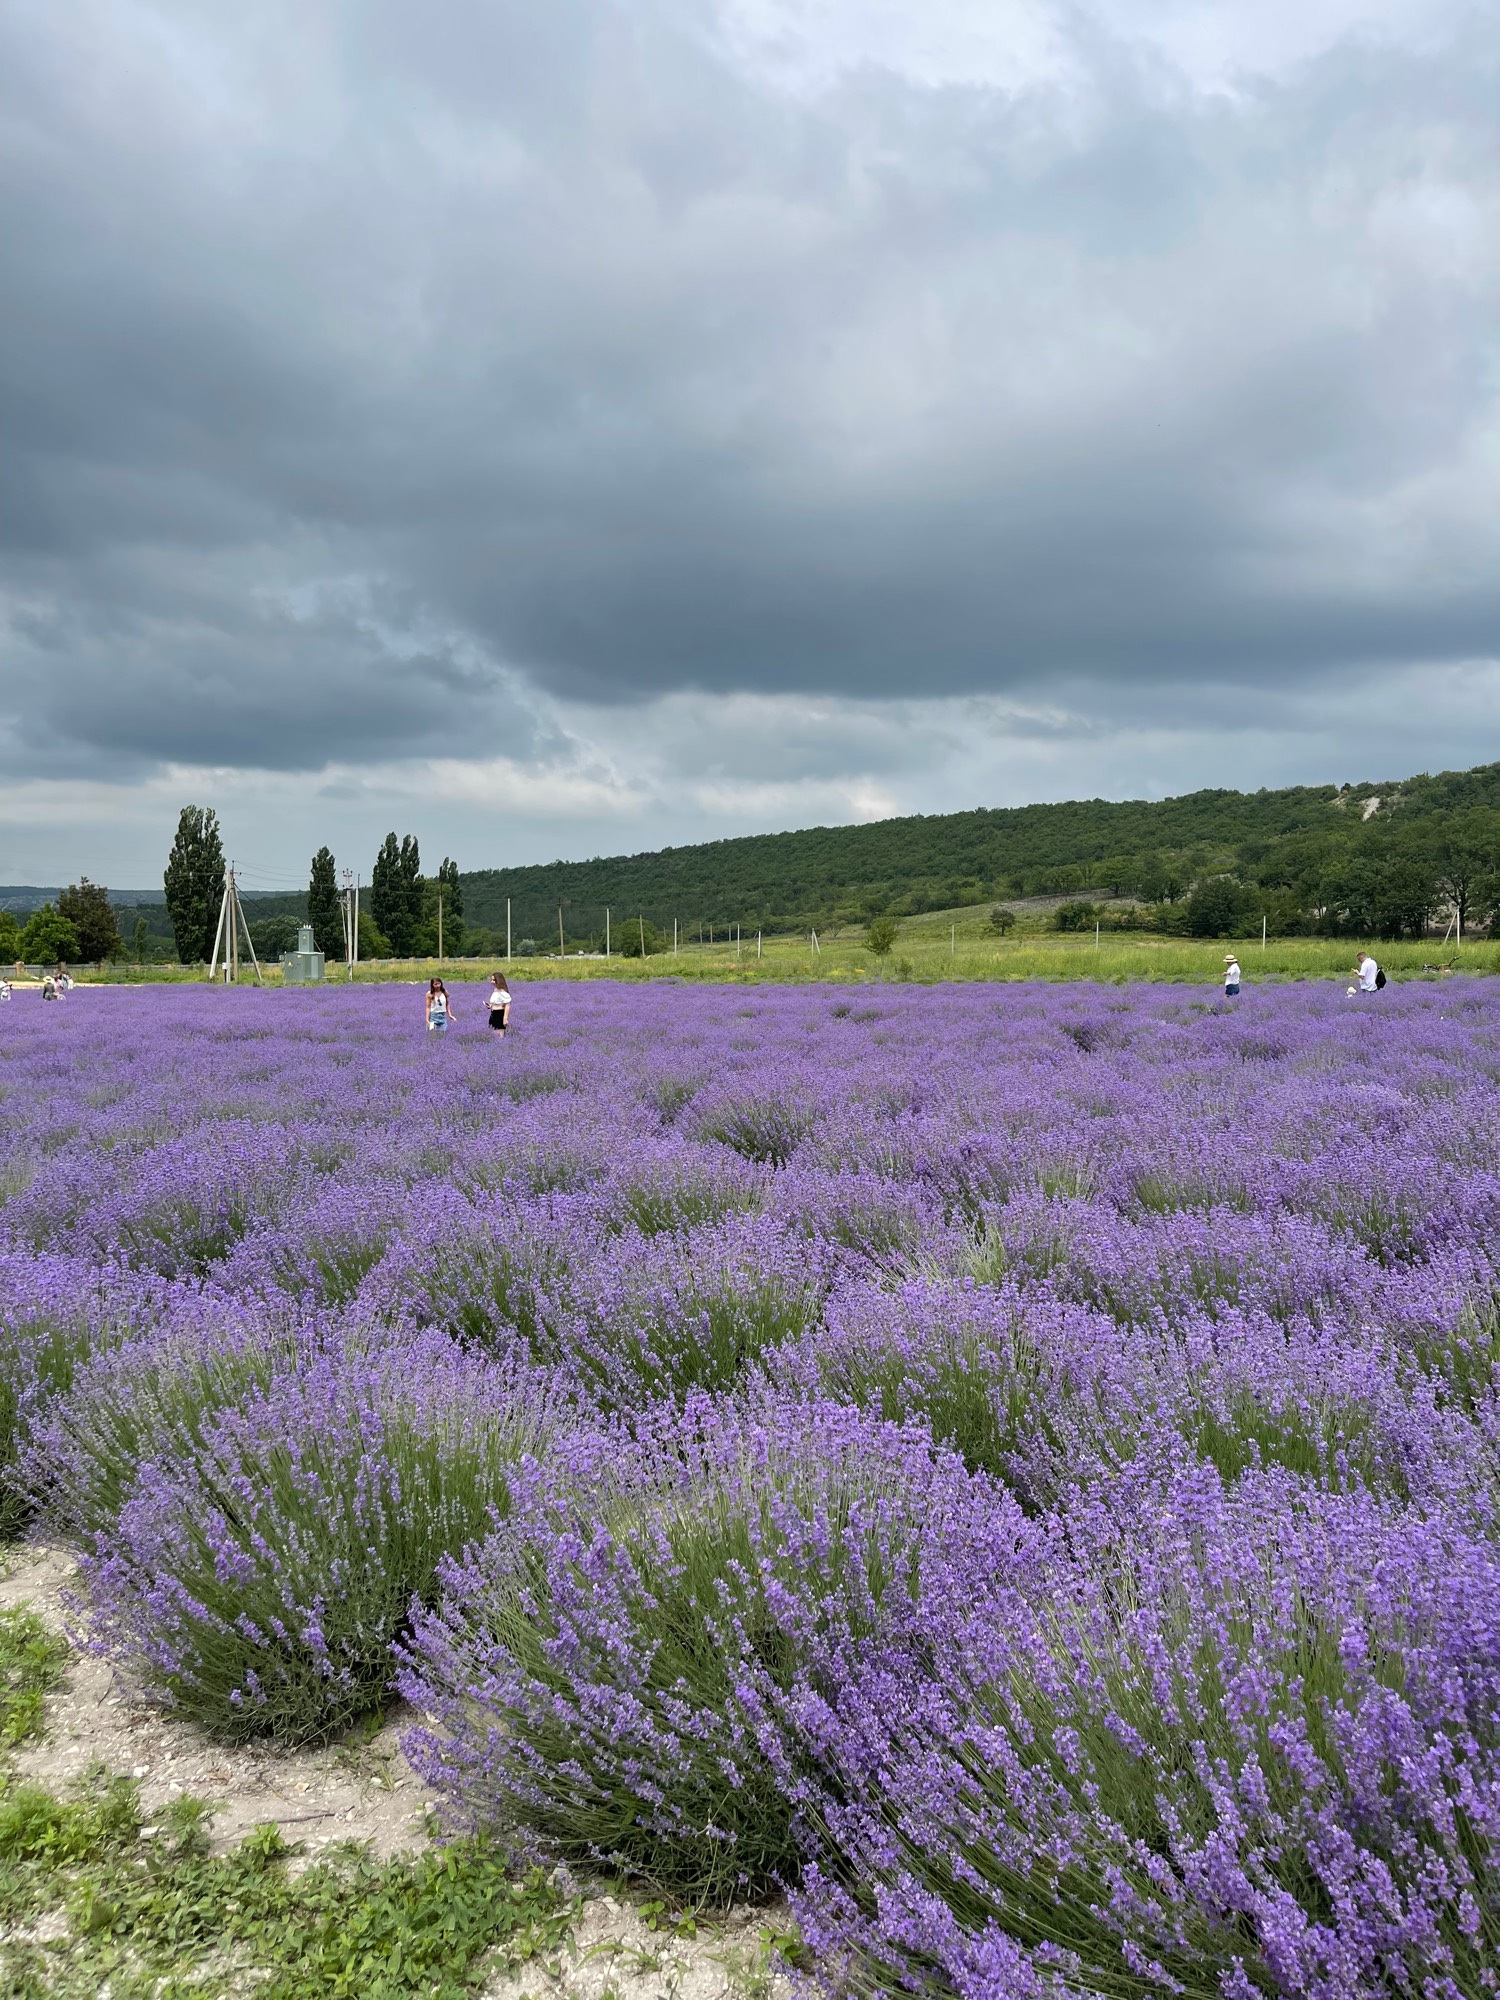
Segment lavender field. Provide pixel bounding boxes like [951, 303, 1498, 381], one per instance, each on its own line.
[4, 977, 1500, 1998]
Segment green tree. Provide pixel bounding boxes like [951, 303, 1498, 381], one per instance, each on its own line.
[400, 836, 425, 950]
[132, 915, 149, 964]
[371, 834, 410, 955]
[424, 857, 464, 955]
[0, 910, 21, 960]
[20, 905, 80, 963]
[865, 914, 900, 956]
[436, 857, 463, 921]
[57, 878, 121, 964]
[1323, 835, 1440, 940]
[358, 910, 391, 959]
[619, 916, 662, 957]
[1184, 876, 1261, 938]
[307, 847, 343, 960]
[163, 805, 225, 963]
[1053, 901, 1103, 932]
[248, 915, 301, 958]
[1432, 812, 1500, 935]
[988, 905, 1017, 934]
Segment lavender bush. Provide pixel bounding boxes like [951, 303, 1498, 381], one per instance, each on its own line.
[4, 976, 1500, 1991]
[0, 1252, 161, 1538]
[50, 1321, 552, 1742]
[772, 1469, 1500, 1999]
[398, 1397, 1011, 1901]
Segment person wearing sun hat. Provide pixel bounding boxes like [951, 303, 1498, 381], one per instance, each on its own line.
[1223, 951, 1241, 997]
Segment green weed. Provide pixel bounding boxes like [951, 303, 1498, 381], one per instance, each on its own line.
[0, 1770, 576, 2000]
[0, 1606, 67, 1750]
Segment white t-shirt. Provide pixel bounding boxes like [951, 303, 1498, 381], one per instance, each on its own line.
[1357, 958, 1379, 992]
[429, 991, 448, 1019]
[487, 986, 510, 1013]
[1224, 960, 1241, 987]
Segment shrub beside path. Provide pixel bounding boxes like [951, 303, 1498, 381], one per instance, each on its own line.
[0, 1543, 790, 1999]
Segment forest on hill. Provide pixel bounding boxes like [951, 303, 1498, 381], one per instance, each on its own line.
[459, 761, 1500, 946]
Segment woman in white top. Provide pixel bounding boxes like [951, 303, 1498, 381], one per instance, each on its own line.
[425, 977, 454, 1032]
[1223, 954, 1241, 997]
[485, 973, 511, 1037]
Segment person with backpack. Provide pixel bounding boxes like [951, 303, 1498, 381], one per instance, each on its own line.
[425, 977, 454, 1034]
[1355, 951, 1385, 993]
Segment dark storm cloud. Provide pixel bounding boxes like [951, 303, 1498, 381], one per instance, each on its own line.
[1, 0, 1497, 773]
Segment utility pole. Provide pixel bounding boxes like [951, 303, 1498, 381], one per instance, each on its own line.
[639, 913, 646, 956]
[341, 869, 354, 975]
[673, 917, 678, 956]
[736, 923, 741, 962]
[1262, 914, 1267, 951]
[506, 898, 512, 962]
[757, 931, 762, 959]
[605, 906, 610, 958]
[240, 878, 262, 984]
[208, 863, 263, 986]
[437, 894, 443, 963]
[353, 874, 360, 966]
[558, 906, 565, 958]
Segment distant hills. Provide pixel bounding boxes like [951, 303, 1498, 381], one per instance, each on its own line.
[459, 761, 1500, 941]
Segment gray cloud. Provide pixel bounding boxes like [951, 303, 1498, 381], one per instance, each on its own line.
[1, 0, 1497, 781]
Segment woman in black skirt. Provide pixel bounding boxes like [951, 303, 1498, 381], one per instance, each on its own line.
[485, 973, 511, 1037]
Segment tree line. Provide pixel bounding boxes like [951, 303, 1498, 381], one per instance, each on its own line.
[0, 879, 123, 967]
[150, 810, 468, 964]
[12, 763, 1499, 969]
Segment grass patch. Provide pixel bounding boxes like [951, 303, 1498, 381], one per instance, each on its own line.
[0, 1774, 575, 2000]
[0, 1605, 68, 1751]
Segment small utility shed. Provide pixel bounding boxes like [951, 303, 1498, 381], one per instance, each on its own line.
[280, 925, 326, 984]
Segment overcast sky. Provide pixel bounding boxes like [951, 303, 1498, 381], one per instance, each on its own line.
[2, 0, 1496, 889]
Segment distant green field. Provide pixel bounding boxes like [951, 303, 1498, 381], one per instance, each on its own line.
[85, 905, 1497, 990]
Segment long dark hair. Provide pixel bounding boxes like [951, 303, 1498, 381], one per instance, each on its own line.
[491, 973, 510, 993]
[428, 977, 447, 996]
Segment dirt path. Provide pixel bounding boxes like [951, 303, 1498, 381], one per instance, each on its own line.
[0, 1540, 791, 1998]
[0, 1540, 431, 1860]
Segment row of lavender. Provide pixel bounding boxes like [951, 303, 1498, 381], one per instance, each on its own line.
[3, 980, 1500, 1996]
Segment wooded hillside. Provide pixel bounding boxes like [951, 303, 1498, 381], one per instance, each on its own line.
[458, 762, 1500, 943]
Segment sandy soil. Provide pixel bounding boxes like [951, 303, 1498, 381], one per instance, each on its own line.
[483, 1895, 791, 2000]
[0, 1540, 432, 1861]
[0, 1540, 791, 1998]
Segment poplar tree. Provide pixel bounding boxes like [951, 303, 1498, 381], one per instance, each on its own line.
[400, 835, 425, 943]
[372, 833, 426, 955]
[163, 806, 225, 963]
[307, 847, 342, 958]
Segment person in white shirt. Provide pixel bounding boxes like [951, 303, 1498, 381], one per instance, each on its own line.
[485, 973, 511, 1037]
[0, 979, 10, 1002]
[1223, 954, 1241, 997]
[1355, 951, 1380, 993]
